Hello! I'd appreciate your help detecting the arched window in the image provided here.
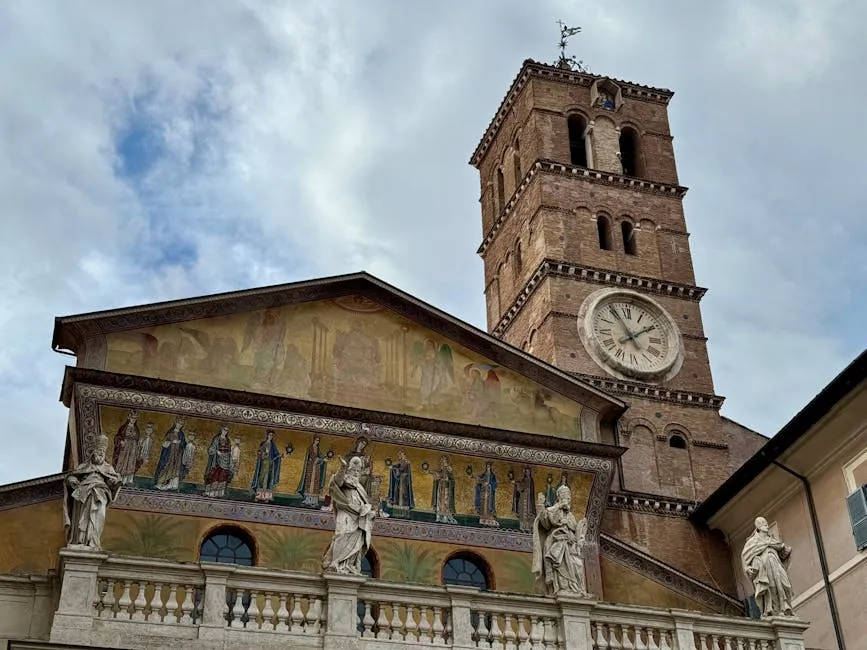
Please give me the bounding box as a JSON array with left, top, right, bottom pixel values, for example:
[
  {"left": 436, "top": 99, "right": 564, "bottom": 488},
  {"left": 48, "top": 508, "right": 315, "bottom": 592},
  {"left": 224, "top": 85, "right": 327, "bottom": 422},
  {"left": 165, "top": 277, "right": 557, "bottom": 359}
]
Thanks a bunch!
[
  {"left": 443, "top": 552, "right": 491, "bottom": 591},
  {"left": 567, "top": 115, "right": 588, "bottom": 167},
  {"left": 496, "top": 168, "right": 505, "bottom": 215},
  {"left": 597, "top": 215, "right": 613, "bottom": 251},
  {"left": 669, "top": 434, "right": 687, "bottom": 449},
  {"left": 200, "top": 527, "right": 255, "bottom": 566},
  {"left": 621, "top": 221, "right": 637, "bottom": 255},
  {"left": 619, "top": 127, "right": 642, "bottom": 177},
  {"left": 513, "top": 139, "right": 522, "bottom": 189}
]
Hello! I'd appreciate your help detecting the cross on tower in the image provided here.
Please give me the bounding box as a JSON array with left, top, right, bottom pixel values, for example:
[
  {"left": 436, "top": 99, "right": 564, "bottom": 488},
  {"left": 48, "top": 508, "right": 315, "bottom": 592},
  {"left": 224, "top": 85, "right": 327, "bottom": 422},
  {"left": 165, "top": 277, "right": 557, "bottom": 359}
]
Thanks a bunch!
[{"left": 556, "top": 20, "right": 588, "bottom": 72}]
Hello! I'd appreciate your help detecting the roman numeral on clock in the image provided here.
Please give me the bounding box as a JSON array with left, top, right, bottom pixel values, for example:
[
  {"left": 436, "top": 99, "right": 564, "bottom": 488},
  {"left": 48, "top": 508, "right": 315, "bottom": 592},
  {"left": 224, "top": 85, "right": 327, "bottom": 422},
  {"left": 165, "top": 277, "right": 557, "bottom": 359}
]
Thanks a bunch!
[
  {"left": 598, "top": 328, "right": 612, "bottom": 335},
  {"left": 614, "top": 348, "right": 625, "bottom": 360},
  {"left": 602, "top": 338, "right": 616, "bottom": 350},
  {"left": 648, "top": 347, "right": 661, "bottom": 358},
  {"left": 649, "top": 336, "right": 661, "bottom": 345},
  {"left": 622, "top": 305, "right": 632, "bottom": 319}
]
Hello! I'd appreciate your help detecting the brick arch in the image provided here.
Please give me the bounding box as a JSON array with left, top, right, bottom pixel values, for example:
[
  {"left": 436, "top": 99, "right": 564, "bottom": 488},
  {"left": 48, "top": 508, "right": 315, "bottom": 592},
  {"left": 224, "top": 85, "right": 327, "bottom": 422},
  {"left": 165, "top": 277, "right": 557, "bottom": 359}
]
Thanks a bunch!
[
  {"left": 662, "top": 423, "right": 693, "bottom": 442},
  {"left": 657, "top": 424, "right": 696, "bottom": 500},
  {"left": 619, "top": 418, "right": 661, "bottom": 493}
]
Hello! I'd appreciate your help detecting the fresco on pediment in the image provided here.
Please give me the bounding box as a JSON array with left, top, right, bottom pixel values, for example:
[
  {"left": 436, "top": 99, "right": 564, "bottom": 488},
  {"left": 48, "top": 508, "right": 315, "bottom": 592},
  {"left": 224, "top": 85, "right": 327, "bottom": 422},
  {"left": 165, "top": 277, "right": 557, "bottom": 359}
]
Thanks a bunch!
[
  {"left": 103, "top": 296, "right": 585, "bottom": 439},
  {"left": 99, "top": 406, "right": 594, "bottom": 533}
]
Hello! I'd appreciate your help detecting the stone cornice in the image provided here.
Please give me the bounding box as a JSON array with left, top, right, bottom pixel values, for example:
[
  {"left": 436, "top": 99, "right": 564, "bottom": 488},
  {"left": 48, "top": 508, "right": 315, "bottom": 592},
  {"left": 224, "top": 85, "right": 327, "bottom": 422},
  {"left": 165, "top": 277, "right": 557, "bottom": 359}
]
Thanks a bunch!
[
  {"left": 607, "top": 491, "right": 697, "bottom": 517},
  {"left": 0, "top": 473, "right": 64, "bottom": 511},
  {"left": 492, "top": 259, "right": 708, "bottom": 338},
  {"left": 470, "top": 59, "right": 674, "bottom": 167},
  {"left": 599, "top": 533, "right": 743, "bottom": 616},
  {"left": 571, "top": 373, "right": 725, "bottom": 410},
  {"left": 478, "top": 159, "right": 688, "bottom": 255}
]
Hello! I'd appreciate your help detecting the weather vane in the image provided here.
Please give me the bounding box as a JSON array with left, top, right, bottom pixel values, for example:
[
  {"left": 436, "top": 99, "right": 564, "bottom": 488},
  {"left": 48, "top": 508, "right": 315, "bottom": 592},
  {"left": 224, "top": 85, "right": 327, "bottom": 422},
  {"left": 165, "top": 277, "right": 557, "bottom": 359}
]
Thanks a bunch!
[{"left": 556, "top": 20, "right": 588, "bottom": 72}]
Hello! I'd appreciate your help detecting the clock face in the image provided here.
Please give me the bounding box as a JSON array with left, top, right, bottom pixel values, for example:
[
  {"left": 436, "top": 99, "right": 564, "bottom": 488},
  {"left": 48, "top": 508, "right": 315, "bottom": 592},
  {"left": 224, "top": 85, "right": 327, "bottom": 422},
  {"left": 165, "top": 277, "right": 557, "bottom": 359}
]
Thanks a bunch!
[{"left": 580, "top": 290, "right": 682, "bottom": 381}]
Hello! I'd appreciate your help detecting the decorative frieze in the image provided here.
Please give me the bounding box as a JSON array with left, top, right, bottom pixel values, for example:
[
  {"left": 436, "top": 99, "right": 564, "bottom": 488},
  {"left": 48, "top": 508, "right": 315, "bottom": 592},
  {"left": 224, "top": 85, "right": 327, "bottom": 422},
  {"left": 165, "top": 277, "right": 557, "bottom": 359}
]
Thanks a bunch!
[{"left": 606, "top": 491, "right": 696, "bottom": 518}]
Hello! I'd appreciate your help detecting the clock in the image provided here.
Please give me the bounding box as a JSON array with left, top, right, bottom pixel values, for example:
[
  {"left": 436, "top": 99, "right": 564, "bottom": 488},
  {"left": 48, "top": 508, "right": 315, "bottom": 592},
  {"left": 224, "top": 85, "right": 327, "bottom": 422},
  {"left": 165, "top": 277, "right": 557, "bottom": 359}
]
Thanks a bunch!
[{"left": 578, "top": 289, "right": 683, "bottom": 381}]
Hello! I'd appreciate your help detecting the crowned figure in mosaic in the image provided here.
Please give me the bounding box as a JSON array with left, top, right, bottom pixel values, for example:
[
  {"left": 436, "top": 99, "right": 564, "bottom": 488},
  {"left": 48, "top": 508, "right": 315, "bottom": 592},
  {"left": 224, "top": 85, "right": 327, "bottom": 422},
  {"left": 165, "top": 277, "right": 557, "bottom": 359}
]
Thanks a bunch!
[
  {"left": 64, "top": 433, "right": 122, "bottom": 550},
  {"left": 251, "top": 429, "right": 282, "bottom": 502},
  {"left": 322, "top": 455, "right": 376, "bottom": 575},
  {"left": 297, "top": 435, "right": 329, "bottom": 506},
  {"left": 154, "top": 416, "right": 187, "bottom": 490},
  {"left": 512, "top": 466, "right": 537, "bottom": 532},
  {"left": 741, "top": 516, "right": 795, "bottom": 618},
  {"left": 112, "top": 410, "right": 141, "bottom": 485},
  {"left": 532, "top": 484, "right": 588, "bottom": 597},
  {"left": 387, "top": 449, "right": 415, "bottom": 517},
  {"left": 429, "top": 455, "right": 458, "bottom": 524}
]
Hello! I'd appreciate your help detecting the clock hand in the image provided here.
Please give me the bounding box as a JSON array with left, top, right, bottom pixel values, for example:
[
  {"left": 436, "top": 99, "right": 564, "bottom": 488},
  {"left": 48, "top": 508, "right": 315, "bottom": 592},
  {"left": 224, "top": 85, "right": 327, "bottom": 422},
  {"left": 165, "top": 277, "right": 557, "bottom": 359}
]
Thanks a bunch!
[
  {"left": 609, "top": 306, "right": 635, "bottom": 339},
  {"left": 631, "top": 325, "right": 656, "bottom": 338}
]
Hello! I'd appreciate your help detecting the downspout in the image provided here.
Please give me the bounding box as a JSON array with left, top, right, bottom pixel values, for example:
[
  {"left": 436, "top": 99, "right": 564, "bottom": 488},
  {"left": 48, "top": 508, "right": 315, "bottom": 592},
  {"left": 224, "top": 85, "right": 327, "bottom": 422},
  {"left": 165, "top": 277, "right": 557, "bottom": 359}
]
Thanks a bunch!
[{"left": 772, "top": 460, "right": 845, "bottom": 650}]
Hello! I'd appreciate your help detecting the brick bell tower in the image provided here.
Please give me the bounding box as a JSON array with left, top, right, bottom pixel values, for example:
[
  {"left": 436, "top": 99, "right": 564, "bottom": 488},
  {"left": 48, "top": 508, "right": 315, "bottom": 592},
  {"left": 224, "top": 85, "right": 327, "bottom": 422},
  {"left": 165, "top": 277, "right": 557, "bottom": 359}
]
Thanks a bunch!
[{"left": 470, "top": 58, "right": 765, "bottom": 592}]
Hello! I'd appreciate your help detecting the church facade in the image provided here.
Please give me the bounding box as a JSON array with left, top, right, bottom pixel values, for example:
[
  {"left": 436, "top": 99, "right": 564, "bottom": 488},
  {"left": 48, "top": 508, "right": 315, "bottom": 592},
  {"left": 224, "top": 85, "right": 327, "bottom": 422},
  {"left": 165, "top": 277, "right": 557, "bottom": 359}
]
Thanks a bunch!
[{"left": 0, "top": 59, "right": 811, "bottom": 650}]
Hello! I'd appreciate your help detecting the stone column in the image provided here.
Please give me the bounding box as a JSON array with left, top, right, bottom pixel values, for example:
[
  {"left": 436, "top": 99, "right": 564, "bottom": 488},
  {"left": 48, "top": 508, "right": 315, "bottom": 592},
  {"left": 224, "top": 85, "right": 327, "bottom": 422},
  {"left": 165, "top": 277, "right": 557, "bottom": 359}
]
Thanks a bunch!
[
  {"left": 322, "top": 573, "right": 365, "bottom": 650},
  {"left": 198, "top": 562, "right": 235, "bottom": 641},
  {"left": 49, "top": 547, "right": 108, "bottom": 645},
  {"left": 446, "top": 585, "right": 480, "bottom": 650},
  {"left": 556, "top": 593, "right": 595, "bottom": 650},
  {"left": 669, "top": 610, "right": 699, "bottom": 650},
  {"left": 769, "top": 616, "right": 810, "bottom": 650}
]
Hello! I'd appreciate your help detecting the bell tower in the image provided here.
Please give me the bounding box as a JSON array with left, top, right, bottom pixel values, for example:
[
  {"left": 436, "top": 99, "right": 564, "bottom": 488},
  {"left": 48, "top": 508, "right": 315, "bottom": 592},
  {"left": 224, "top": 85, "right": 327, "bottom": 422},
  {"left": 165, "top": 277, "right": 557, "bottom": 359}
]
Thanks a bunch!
[{"left": 470, "top": 58, "right": 764, "bottom": 506}]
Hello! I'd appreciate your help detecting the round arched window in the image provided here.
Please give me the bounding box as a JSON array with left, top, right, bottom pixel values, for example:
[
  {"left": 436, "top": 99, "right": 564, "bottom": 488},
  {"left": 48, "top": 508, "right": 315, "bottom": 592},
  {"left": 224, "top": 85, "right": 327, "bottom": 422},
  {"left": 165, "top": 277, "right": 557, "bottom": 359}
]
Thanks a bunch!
[
  {"left": 443, "top": 553, "right": 490, "bottom": 590},
  {"left": 200, "top": 527, "right": 255, "bottom": 566},
  {"left": 669, "top": 434, "right": 687, "bottom": 450}
]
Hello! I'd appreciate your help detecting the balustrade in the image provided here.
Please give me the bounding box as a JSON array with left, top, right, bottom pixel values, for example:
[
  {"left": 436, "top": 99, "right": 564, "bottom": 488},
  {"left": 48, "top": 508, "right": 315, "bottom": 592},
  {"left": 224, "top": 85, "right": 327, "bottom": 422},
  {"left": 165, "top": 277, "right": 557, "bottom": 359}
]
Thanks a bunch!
[{"left": 47, "top": 548, "right": 809, "bottom": 650}]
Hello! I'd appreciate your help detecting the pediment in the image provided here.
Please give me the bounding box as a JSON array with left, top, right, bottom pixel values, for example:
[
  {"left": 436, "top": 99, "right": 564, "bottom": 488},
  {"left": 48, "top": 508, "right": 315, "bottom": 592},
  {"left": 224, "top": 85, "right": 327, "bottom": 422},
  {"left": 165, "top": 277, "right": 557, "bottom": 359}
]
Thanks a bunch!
[{"left": 54, "top": 273, "right": 624, "bottom": 440}]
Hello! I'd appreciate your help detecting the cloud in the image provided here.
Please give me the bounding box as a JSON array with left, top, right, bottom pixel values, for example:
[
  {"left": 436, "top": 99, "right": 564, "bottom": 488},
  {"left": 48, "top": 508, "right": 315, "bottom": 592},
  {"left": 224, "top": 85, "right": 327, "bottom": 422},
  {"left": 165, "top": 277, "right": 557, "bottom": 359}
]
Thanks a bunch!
[{"left": 0, "top": 1, "right": 865, "bottom": 484}]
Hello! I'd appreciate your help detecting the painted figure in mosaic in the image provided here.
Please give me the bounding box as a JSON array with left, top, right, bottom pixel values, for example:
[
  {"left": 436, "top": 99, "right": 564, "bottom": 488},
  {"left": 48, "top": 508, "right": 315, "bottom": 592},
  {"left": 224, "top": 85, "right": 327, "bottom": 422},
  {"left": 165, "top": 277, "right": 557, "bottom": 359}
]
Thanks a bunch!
[
  {"left": 322, "top": 456, "right": 376, "bottom": 575},
  {"left": 138, "top": 421, "right": 155, "bottom": 467},
  {"left": 297, "top": 435, "right": 329, "bottom": 506},
  {"left": 429, "top": 455, "right": 457, "bottom": 524},
  {"left": 545, "top": 472, "right": 569, "bottom": 507},
  {"left": 464, "top": 364, "right": 501, "bottom": 420},
  {"left": 181, "top": 432, "right": 197, "bottom": 482},
  {"left": 387, "top": 450, "right": 415, "bottom": 517},
  {"left": 204, "top": 424, "right": 233, "bottom": 498},
  {"left": 512, "top": 466, "right": 537, "bottom": 532},
  {"left": 344, "top": 436, "right": 373, "bottom": 492},
  {"left": 473, "top": 462, "right": 499, "bottom": 527},
  {"left": 113, "top": 410, "right": 141, "bottom": 485},
  {"left": 252, "top": 429, "right": 282, "bottom": 502},
  {"left": 64, "top": 434, "right": 122, "bottom": 549},
  {"left": 598, "top": 89, "right": 615, "bottom": 111},
  {"left": 230, "top": 436, "right": 242, "bottom": 478},
  {"left": 741, "top": 517, "right": 795, "bottom": 617},
  {"left": 411, "top": 338, "right": 454, "bottom": 410},
  {"left": 333, "top": 321, "right": 381, "bottom": 390},
  {"left": 154, "top": 417, "right": 187, "bottom": 491},
  {"left": 242, "top": 310, "right": 288, "bottom": 389},
  {"left": 532, "top": 485, "right": 588, "bottom": 596}
]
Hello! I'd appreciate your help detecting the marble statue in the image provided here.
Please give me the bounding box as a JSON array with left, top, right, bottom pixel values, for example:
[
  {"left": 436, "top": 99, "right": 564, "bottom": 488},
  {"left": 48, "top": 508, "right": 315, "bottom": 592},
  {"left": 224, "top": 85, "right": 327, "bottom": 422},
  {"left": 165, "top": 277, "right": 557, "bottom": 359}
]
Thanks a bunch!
[
  {"left": 741, "top": 516, "right": 795, "bottom": 617},
  {"left": 64, "top": 434, "right": 122, "bottom": 549},
  {"left": 532, "top": 485, "right": 588, "bottom": 597},
  {"left": 322, "top": 456, "right": 376, "bottom": 575}
]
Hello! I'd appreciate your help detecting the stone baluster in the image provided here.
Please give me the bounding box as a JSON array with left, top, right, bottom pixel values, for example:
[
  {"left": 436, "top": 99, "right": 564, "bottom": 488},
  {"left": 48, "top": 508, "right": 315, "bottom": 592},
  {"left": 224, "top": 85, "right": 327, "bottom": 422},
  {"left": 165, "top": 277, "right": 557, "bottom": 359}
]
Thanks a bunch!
[
  {"left": 490, "top": 612, "right": 505, "bottom": 649},
  {"left": 444, "top": 608, "right": 453, "bottom": 645},
  {"left": 362, "top": 601, "right": 375, "bottom": 637},
  {"left": 391, "top": 601, "right": 404, "bottom": 640},
  {"left": 230, "top": 591, "right": 245, "bottom": 628},
  {"left": 310, "top": 596, "right": 324, "bottom": 634},
  {"left": 117, "top": 581, "right": 133, "bottom": 620},
  {"left": 645, "top": 627, "right": 659, "bottom": 650},
  {"left": 164, "top": 584, "right": 180, "bottom": 624},
  {"left": 476, "top": 612, "right": 492, "bottom": 649},
  {"left": 432, "top": 606, "right": 446, "bottom": 645},
  {"left": 130, "top": 582, "right": 147, "bottom": 621},
  {"left": 290, "top": 594, "right": 304, "bottom": 632},
  {"left": 99, "top": 579, "right": 116, "bottom": 619},
  {"left": 180, "top": 585, "right": 195, "bottom": 624},
  {"left": 609, "top": 623, "right": 623, "bottom": 650},
  {"left": 696, "top": 633, "right": 709, "bottom": 650},
  {"left": 375, "top": 602, "right": 391, "bottom": 639},
  {"left": 528, "top": 616, "right": 543, "bottom": 650},
  {"left": 405, "top": 603, "right": 419, "bottom": 642},
  {"left": 272, "top": 593, "right": 287, "bottom": 632},
  {"left": 260, "top": 592, "right": 275, "bottom": 630},
  {"left": 504, "top": 614, "right": 518, "bottom": 650},
  {"left": 419, "top": 604, "right": 432, "bottom": 642},
  {"left": 621, "top": 623, "right": 634, "bottom": 650},
  {"left": 542, "top": 617, "right": 557, "bottom": 650},
  {"left": 150, "top": 583, "right": 164, "bottom": 622},
  {"left": 517, "top": 614, "right": 530, "bottom": 650},
  {"left": 634, "top": 625, "right": 647, "bottom": 650},
  {"left": 247, "top": 590, "right": 261, "bottom": 629},
  {"left": 658, "top": 630, "right": 673, "bottom": 650}
]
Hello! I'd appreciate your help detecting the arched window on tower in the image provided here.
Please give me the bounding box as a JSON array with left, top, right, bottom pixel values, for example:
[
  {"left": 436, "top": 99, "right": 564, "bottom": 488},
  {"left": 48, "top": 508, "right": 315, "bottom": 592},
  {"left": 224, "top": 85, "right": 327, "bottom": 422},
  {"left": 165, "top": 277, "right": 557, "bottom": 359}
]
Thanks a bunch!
[
  {"left": 621, "top": 221, "right": 637, "bottom": 256},
  {"left": 597, "top": 215, "right": 613, "bottom": 251},
  {"left": 567, "top": 115, "right": 588, "bottom": 167},
  {"left": 513, "top": 139, "right": 522, "bottom": 189},
  {"left": 496, "top": 168, "right": 506, "bottom": 215},
  {"left": 619, "top": 127, "right": 642, "bottom": 177},
  {"left": 669, "top": 434, "right": 687, "bottom": 449}
]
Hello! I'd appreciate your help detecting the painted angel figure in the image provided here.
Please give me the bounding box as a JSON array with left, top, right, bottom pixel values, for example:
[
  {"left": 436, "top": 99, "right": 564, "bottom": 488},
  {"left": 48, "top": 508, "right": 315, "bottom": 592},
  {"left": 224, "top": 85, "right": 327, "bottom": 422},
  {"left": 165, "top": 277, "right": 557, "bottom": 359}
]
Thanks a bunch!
[
  {"left": 297, "top": 435, "right": 329, "bottom": 506},
  {"left": 138, "top": 421, "right": 155, "bottom": 467},
  {"left": 251, "top": 429, "right": 282, "bottom": 502},
  {"left": 741, "top": 517, "right": 795, "bottom": 617},
  {"left": 472, "top": 462, "right": 499, "bottom": 527},
  {"left": 512, "top": 466, "right": 537, "bottom": 532},
  {"left": 387, "top": 450, "right": 415, "bottom": 517},
  {"left": 154, "top": 417, "right": 187, "bottom": 491},
  {"left": 64, "top": 434, "right": 122, "bottom": 549},
  {"left": 532, "top": 485, "right": 588, "bottom": 597},
  {"left": 410, "top": 338, "right": 454, "bottom": 410},
  {"left": 113, "top": 410, "right": 141, "bottom": 485},
  {"left": 322, "top": 456, "right": 376, "bottom": 575},
  {"left": 428, "top": 455, "right": 457, "bottom": 524}
]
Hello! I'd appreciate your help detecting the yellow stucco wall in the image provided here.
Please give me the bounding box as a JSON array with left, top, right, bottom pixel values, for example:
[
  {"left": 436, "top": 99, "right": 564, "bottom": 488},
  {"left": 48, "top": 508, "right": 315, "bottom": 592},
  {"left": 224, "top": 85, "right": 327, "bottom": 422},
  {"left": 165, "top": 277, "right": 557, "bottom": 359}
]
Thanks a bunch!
[
  {"left": 600, "top": 556, "right": 712, "bottom": 612},
  {"left": 103, "top": 296, "right": 584, "bottom": 439},
  {"left": 0, "top": 499, "right": 66, "bottom": 574}
]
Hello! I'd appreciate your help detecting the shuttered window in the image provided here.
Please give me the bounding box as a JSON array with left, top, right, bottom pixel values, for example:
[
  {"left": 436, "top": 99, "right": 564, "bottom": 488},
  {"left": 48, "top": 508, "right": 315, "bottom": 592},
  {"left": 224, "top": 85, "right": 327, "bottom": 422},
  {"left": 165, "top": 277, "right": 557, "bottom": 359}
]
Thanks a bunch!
[{"left": 845, "top": 486, "right": 867, "bottom": 551}]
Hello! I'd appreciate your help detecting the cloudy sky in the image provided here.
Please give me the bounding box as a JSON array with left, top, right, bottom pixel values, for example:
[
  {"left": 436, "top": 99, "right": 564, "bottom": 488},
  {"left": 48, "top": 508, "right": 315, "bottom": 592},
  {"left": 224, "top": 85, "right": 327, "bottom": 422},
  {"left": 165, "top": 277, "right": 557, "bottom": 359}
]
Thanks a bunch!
[{"left": 1, "top": 0, "right": 865, "bottom": 485}]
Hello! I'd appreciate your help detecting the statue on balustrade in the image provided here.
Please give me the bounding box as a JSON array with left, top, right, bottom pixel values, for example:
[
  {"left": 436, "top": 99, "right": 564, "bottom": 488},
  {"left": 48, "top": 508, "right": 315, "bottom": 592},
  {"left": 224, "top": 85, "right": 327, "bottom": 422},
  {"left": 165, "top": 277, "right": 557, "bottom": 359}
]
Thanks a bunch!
[
  {"left": 64, "top": 433, "right": 122, "bottom": 550},
  {"left": 741, "top": 516, "right": 795, "bottom": 617},
  {"left": 322, "top": 455, "right": 376, "bottom": 575},
  {"left": 532, "top": 485, "right": 588, "bottom": 597}
]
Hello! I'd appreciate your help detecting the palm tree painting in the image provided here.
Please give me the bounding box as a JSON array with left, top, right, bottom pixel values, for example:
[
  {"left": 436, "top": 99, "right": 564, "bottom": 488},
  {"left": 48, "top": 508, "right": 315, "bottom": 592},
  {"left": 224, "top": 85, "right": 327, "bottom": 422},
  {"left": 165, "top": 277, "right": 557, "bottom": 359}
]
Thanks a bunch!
[
  {"left": 379, "top": 541, "right": 440, "bottom": 584},
  {"left": 496, "top": 553, "right": 540, "bottom": 595},
  {"left": 258, "top": 528, "right": 325, "bottom": 572},
  {"left": 103, "top": 513, "right": 196, "bottom": 561}
]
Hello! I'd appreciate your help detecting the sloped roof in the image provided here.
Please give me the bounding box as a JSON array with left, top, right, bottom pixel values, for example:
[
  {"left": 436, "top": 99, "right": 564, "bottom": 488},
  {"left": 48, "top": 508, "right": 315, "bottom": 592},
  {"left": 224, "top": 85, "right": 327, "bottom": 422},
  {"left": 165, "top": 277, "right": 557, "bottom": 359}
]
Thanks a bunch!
[{"left": 53, "top": 271, "right": 626, "bottom": 419}]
